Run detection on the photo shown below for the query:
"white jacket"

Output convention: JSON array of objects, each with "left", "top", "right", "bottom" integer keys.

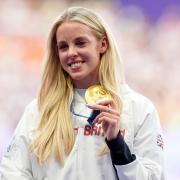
[{"left": 0, "top": 84, "right": 165, "bottom": 180}]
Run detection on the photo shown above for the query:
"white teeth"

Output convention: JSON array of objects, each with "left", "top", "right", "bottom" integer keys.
[{"left": 71, "top": 62, "right": 82, "bottom": 67}]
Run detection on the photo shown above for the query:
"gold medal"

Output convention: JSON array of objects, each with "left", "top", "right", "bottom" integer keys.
[{"left": 85, "top": 85, "right": 112, "bottom": 105}]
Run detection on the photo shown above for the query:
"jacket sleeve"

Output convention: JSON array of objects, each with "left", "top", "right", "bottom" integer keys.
[
  {"left": 0, "top": 101, "right": 37, "bottom": 180},
  {"left": 113, "top": 96, "right": 165, "bottom": 180}
]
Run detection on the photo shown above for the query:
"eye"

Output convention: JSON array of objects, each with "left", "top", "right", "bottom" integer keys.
[
  {"left": 75, "top": 41, "right": 86, "bottom": 47},
  {"left": 57, "top": 43, "right": 68, "bottom": 51}
]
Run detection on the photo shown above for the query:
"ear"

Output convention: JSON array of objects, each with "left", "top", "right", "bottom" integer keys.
[{"left": 99, "top": 36, "right": 108, "bottom": 54}]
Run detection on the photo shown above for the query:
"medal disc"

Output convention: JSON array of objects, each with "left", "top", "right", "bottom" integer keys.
[{"left": 85, "top": 85, "right": 112, "bottom": 104}]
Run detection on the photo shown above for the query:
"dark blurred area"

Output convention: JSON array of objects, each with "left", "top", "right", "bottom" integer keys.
[{"left": 0, "top": 0, "right": 180, "bottom": 179}]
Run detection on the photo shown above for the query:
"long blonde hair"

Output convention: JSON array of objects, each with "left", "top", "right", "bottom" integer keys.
[{"left": 31, "top": 7, "right": 125, "bottom": 165}]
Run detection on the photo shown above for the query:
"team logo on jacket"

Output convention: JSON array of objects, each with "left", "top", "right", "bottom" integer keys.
[
  {"left": 74, "top": 125, "right": 125, "bottom": 138},
  {"left": 157, "top": 134, "right": 164, "bottom": 150}
]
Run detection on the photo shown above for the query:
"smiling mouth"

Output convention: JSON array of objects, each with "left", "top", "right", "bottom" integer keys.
[{"left": 68, "top": 61, "right": 85, "bottom": 67}]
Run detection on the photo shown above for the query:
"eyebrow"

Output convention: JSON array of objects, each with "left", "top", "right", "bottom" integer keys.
[
  {"left": 57, "top": 36, "right": 89, "bottom": 45},
  {"left": 74, "top": 36, "right": 89, "bottom": 41}
]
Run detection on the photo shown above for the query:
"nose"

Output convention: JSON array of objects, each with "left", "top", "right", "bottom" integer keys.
[{"left": 67, "top": 45, "right": 78, "bottom": 58}]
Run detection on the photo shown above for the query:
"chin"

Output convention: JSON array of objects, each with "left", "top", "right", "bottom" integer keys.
[
  {"left": 70, "top": 73, "right": 86, "bottom": 80},
  {"left": 71, "top": 76, "right": 84, "bottom": 81}
]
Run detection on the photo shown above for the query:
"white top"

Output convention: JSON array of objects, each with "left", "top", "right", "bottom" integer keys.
[{"left": 0, "top": 84, "right": 165, "bottom": 180}]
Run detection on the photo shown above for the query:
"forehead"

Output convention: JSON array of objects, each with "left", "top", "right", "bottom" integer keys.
[{"left": 56, "top": 21, "right": 95, "bottom": 41}]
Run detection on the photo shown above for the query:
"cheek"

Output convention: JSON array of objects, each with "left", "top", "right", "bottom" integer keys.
[
  {"left": 80, "top": 49, "right": 99, "bottom": 61},
  {"left": 89, "top": 52, "right": 101, "bottom": 63},
  {"left": 57, "top": 55, "right": 67, "bottom": 73},
  {"left": 58, "top": 53, "right": 66, "bottom": 65}
]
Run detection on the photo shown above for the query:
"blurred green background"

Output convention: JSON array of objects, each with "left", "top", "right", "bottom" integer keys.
[{"left": 0, "top": 0, "right": 180, "bottom": 179}]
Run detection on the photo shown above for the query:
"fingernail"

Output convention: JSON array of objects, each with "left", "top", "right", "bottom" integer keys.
[
  {"left": 92, "top": 118, "right": 97, "bottom": 124},
  {"left": 86, "top": 104, "right": 92, "bottom": 107},
  {"left": 92, "top": 121, "right": 97, "bottom": 125}
]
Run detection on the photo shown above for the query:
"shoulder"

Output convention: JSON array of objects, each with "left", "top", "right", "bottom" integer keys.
[
  {"left": 120, "top": 84, "right": 158, "bottom": 126},
  {"left": 24, "top": 99, "right": 39, "bottom": 115},
  {"left": 14, "top": 99, "right": 39, "bottom": 136},
  {"left": 121, "top": 84, "right": 155, "bottom": 112}
]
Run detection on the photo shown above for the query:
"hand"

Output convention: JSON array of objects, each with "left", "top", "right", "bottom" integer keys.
[{"left": 87, "top": 99, "right": 120, "bottom": 140}]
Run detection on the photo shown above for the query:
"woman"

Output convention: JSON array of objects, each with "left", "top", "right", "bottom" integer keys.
[{"left": 0, "top": 7, "right": 165, "bottom": 180}]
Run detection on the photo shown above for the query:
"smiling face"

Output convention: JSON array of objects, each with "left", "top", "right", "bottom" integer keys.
[{"left": 56, "top": 21, "right": 107, "bottom": 88}]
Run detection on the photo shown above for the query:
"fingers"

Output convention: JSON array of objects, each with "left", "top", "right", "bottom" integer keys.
[
  {"left": 94, "top": 112, "right": 118, "bottom": 122},
  {"left": 97, "top": 99, "right": 117, "bottom": 109},
  {"left": 86, "top": 104, "right": 120, "bottom": 116},
  {"left": 93, "top": 112, "right": 119, "bottom": 125},
  {"left": 86, "top": 99, "right": 121, "bottom": 128},
  {"left": 94, "top": 115, "right": 119, "bottom": 126}
]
